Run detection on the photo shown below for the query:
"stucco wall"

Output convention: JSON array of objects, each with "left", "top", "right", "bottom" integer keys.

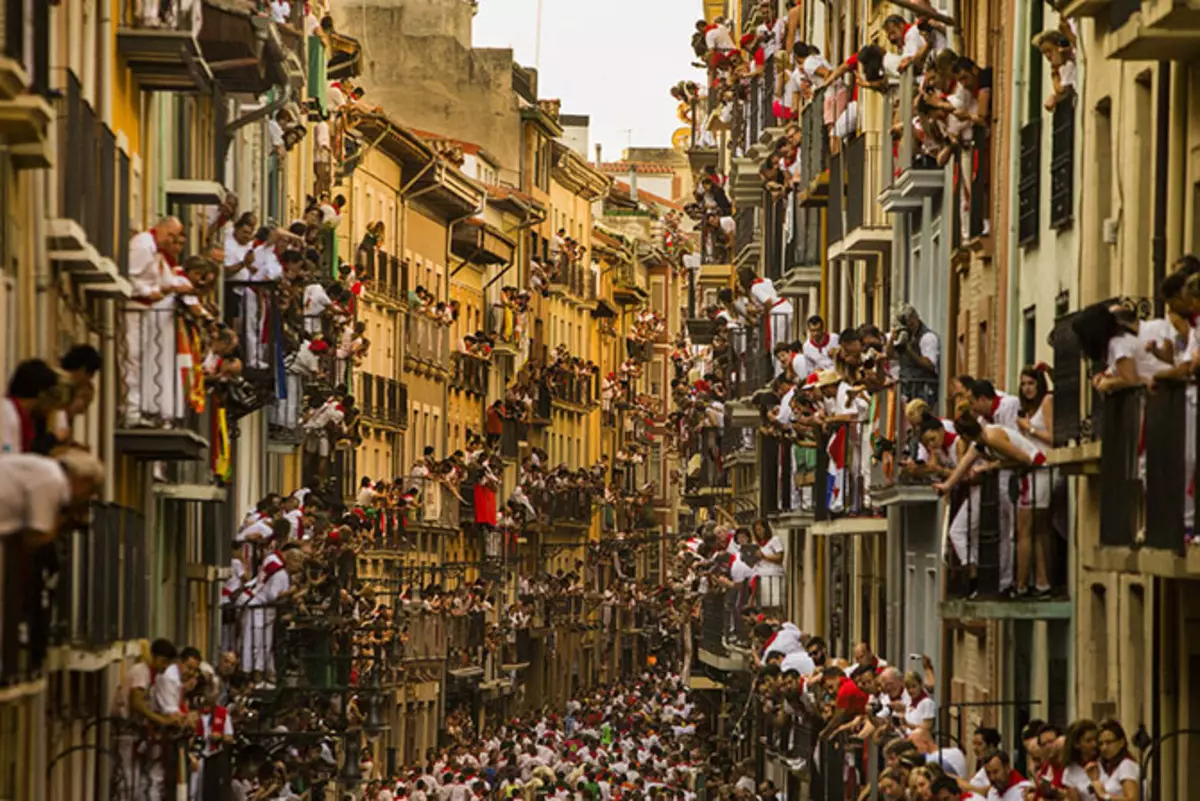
[{"left": 333, "top": 1, "right": 523, "bottom": 177}]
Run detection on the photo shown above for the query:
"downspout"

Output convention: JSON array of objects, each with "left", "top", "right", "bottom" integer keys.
[
  {"left": 1152, "top": 62, "right": 1171, "bottom": 315},
  {"left": 1005, "top": 0, "right": 1027, "bottom": 397}
]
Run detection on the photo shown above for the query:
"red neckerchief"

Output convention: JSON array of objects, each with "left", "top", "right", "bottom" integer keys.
[
  {"left": 1000, "top": 768, "right": 1028, "bottom": 793},
  {"left": 8, "top": 399, "right": 33, "bottom": 451},
  {"left": 986, "top": 395, "right": 1001, "bottom": 421},
  {"left": 943, "top": 431, "right": 957, "bottom": 450},
  {"left": 809, "top": 332, "right": 830, "bottom": 350},
  {"left": 262, "top": 550, "right": 285, "bottom": 576}
]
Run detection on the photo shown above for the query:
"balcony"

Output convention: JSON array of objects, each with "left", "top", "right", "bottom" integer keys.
[
  {"left": 760, "top": 435, "right": 812, "bottom": 518},
  {"left": 450, "top": 352, "right": 489, "bottom": 397},
  {"left": 830, "top": 132, "right": 892, "bottom": 261},
  {"left": 401, "top": 475, "right": 461, "bottom": 531},
  {"left": 1, "top": 504, "right": 148, "bottom": 687},
  {"left": 47, "top": 72, "right": 129, "bottom": 296},
  {"left": 697, "top": 573, "right": 788, "bottom": 670},
  {"left": 451, "top": 218, "right": 516, "bottom": 268},
  {"left": 489, "top": 303, "right": 524, "bottom": 355},
  {"left": 405, "top": 313, "right": 449, "bottom": 374},
  {"left": 224, "top": 280, "right": 286, "bottom": 404},
  {"left": 797, "top": 89, "right": 830, "bottom": 206},
  {"left": 727, "top": 322, "right": 774, "bottom": 399},
  {"left": 1102, "top": 0, "right": 1200, "bottom": 60},
  {"left": 359, "top": 373, "right": 408, "bottom": 428},
  {"left": 547, "top": 372, "right": 597, "bottom": 410},
  {"left": 363, "top": 250, "right": 407, "bottom": 306},
  {"left": 879, "top": 70, "right": 946, "bottom": 214},
  {"left": 611, "top": 260, "right": 649, "bottom": 305},
  {"left": 446, "top": 613, "right": 487, "bottom": 679},
  {"left": 116, "top": 0, "right": 210, "bottom": 92},
  {"left": 114, "top": 305, "right": 210, "bottom": 461},
  {"left": 740, "top": 62, "right": 777, "bottom": 151},
  {"left": 811, "top": 421, "right": 887, "bottom": 536},
  {"left": 734, "top": 205, "right": 759, "bottom": 267},
  {"left": 941, "top": 467, "right": 1072, "bottom": 620},
  {"left": 0, "top": 3, "right": 52, "bottom": 170},
  {"left": 684, "top": 429, "right": 731, "bottom": 503},
  {"left": 402, "top": 613, "right": 448, "bottom": 662}
]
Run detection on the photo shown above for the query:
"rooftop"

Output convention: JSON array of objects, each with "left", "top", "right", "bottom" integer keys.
[
  {"left": 610, "top": 180, "right": 683, "bottom": 212},
  {"left": 597, "top": 161, "right": 678, "bottom": 176}
]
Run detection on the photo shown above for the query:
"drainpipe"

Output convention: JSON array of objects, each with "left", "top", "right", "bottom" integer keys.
[{"left": 1152, "top": 62, "right": 1171, "bottom": 315}]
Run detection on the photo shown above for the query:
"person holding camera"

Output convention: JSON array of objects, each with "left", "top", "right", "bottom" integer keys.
[{"left": 887, "top": 304, "right": 940, "bottom": 405}]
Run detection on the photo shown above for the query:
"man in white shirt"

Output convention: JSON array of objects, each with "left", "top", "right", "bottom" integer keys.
[
  {"left": 269, "top": 0, "right": 291, "bottom": 24},
  {"left": 124, "top": 218, "right": 184, "bottom": 425},
  {"left": 0, "top": 450, "right": 103, "bottom": 548},
  {"left": 982, "top": 750, "right": 1032, "bottom": 801},
  {"left": 144, "top": 645, "right": 201, "bottom": 799},
  {"left": 704, "top": 18, "right": 735, "bottom": 53},
  {"left": 802, "top": 315, "right": 839, "bottom": 372},
  {"left": 911, "top": 726, "right": 968, "bottom": 777}
]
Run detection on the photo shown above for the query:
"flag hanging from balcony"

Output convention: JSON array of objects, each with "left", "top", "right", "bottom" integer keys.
[
  {"left": 825, "top": 425, "right": 847, "bottom": 514},
  {"left": 177, "top": 316, "right": 206, "bottom": 414}
]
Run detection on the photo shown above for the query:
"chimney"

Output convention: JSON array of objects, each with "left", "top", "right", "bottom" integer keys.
[
  {"left": 629, "top": 164, "right": 638, "bottom": 203},
  {"left": 595, "top": 144, "right": 602, "bottom": 166}
]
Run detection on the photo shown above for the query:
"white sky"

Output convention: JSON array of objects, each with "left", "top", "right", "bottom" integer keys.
[{"left": 472, "top": 0, "right": 699, "bottom": 162}]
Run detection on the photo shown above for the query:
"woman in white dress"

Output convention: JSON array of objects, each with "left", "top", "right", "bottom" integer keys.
[{"left": 1015, "top": 365, "right": 1055, "bottom": 597}]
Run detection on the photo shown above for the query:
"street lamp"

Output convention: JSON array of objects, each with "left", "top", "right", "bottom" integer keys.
[{"left": 1133, "top": 724, "right": 1200, "bottom": 801}]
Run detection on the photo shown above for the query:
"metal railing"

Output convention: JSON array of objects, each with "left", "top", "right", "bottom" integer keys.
[
  {"left": 403, "top": 613, "right": 448, "bottom": 661},
  {"left": 685, "top": 428, "right": 730, "bottom": 494},
  {"left": 400, "top": 475, "right": 462, "bottom": 529},
  {"left": 545, "top": 371, "right": 596, "bottom": 406},
  {"left": 119, "top": 304, "right": 209, "bottom": 429},
  {"left": 120, "top": 0, "right": 200, "bottom": 31},
  {"left": 451, "top": 352, "right": 489, "bottom": 396},
  {"left": 814, "top": 421, "right": 880, "bottom": 522},
  {"left": 698, "top": 572, "right": 788, "bottom": 655},
  {"left": 225, "top": 280, "right": 284, "bottom": 393},
  {"left": 58, "top": 71, "right": 123, "bottom": 268},
  {"left": 489, "top": 303, "right": 524, "bottom": 347},
  {"left": 943, "top": 463, "right": 1068, "bottom": 600},
  {"left": 728, "top": 322, "right": 774, "bottom": 398},
  {"left": 406, "top": 313, "right": 449, "bottom": 364},
  {"left": 799, "top": 87, "right": 831, "bottom": 189}
]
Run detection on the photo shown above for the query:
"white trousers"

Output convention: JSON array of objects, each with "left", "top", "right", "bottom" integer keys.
[
  {"left": 123, "top": 305, "right": 180, "bottom": 425},
  {"left": 240, "top": 607, "right": 276, "bottom": 674}
]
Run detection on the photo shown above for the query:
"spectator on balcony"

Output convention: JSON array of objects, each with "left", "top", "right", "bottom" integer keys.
[
  {"left": 1034, "top": 25, "right": 1077, "bottom": 112},
  {"left": 1061, "top": 719, "right": 1101, "bottom": 799},
  {"left": 969, "top": 379, "right": 1020, "bottom": 428},
  {"left": 821, "top": 45, "right": 888, "bottom": 144},
  {"left": 911, "top": 727, "right": 967, "bottom": 778},
  {"left": 1, "top": 359, "right": 64, "bottom": 455},
  {"left": 0, "top": 447, "right": 104, "bottom": 551},
  {"left": 1074, "top": 302, "right": 1167, "bottom": 393},
  {"left": 884, "top": 14, "right": 927, "bottom": 73},
  {"left": 267, "top": 0, "right": 291, "bottom": 24},
  {"left": 1093, "top": 719, "right": 1139, "bottom": 800},
  {"left": 888, "top": 304, "right": 939, "bottom": 404},
  {"left": 124, "top": 217, "right": 187, "bottom": 426},
  {"left": 803, "top": 315, "right": 839, "bottom": 373},
  {"left": 982, "top": 749, "right": 1033, "bottom": 801},
  {"left": 48, "top": 344, "right": 102, "bottom": 442},
  {"left": 704, "top": 16, "right": 737, "bottom": 62}
]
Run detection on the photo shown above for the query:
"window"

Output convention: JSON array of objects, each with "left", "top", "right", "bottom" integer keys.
[
  {"left": 1049, "top": 95, "right": 1075, "bottom": 231},
  {"left": 1027, "top": 0, "right": 1044, "bottom": 125},
  {"left": 1090, "top": 585, "right": 1109, "bottom": 702}
]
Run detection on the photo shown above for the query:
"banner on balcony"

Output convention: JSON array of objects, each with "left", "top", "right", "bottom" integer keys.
[
  {"left": 212, "top": 402, "right": 232, "bottom": 484},
  {"left": 825, "top": 425, "right": 847, "bottom": 514},
  {"left": 177, "top": 316, "right": 206, "bottom": 414}
]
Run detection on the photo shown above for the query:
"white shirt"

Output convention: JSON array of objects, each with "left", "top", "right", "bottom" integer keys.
[
  {"left": 1107, "top": 331, "right": 1162, "bottom": 383},
  {"left": 754, "top": 535, "right": 786, "bottom": 577},
  {"left": 114, "top": 660, "right": 153, "bottom": 720},
  {"left": 0, "top": 400, "right": 22, "bottom": 454},
  {"left": 705, "top": 24, "right": 734, "bottom": 51},
  {"left": 904, "top": 694, "right": 937, "bottom": 729},
  {"left": 803, "top": 333, "right": 839, "bottom": 372},
  {"left": 151, "top": 663, "right": 185, "bottom": 716},
  {"left": 313, "top": 120, "right": 331, "bottom": 151},
  {"left": 269, "top": 0, "right": 291, "bottom": 23},
  {"left": 252, "top": 245, "right": 283, "bottom": 282},
  {"left": 901, "top": 24, "right": 924, "bottom": 58},
  {"left": 790, "top": 351, "right": 809, "bottom": 379},
  {"left": 925, "top": 746, "right": 968, "bottom": 777},
  {"left": 0, "top": 454, "right": 69, "bottom": 538},
  {"left": 223, "top": 229, "right": 255, "bottom": 281},
  {"left": 1061, "top": 764, "right": 1098, "bottom": 798},
  {"left": 1099, "top": 757, "right": 1138, "bottom": 795},
  {"left": 128, "top": 230, "right": 171, "bottom": 302},
  {"left": 718, "top": 216, "right": 735, "bottom": 236},
  {"left": 303, "top": 283, "right": 333, "bottom": 318},
  {"left": 987, "top": 780, "right": 1033, "bottom": 801},
  {"left": 803, "top": 54, "right": 832, "bottom": 82},
  {"left": 780, "top": 650, "right": 816, "bottom": 675},
  {"left": 914, "top": 328, "right": 940, "bottom": 373},
  {"left": 762, "top": 624, "right": 803, "bottom": 658},
  {"left": 982, "top": 393, "right": 1021, "bottom": 428}
]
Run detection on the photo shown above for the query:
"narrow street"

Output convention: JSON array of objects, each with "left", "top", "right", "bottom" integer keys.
[{"left": 1, "top": 1, "right": 1199, "bottom": 800}]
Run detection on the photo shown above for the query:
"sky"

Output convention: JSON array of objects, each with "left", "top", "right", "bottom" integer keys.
[{"left": 471, "top": 0, "right": 699, "bottom": 163}]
